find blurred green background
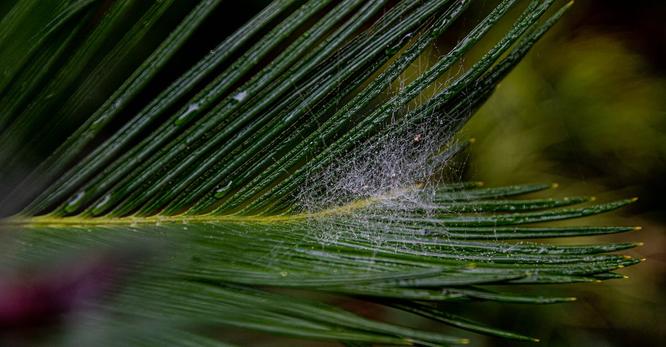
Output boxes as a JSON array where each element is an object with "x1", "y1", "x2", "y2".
[{"x1": 456, "y1": 1, "x2": 665, "y2": 346}]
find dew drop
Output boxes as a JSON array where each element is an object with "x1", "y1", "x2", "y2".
[
  {"x1": 174, "y1": 101, "x2": 202, "y2": 125},
  {"x1": 64, "y1": 191, "x2": 86, "y2": 213},
  {"x1": 214, "y1": 181, "x2": 233, "y2": 198},
  {"x1": 92, "y1": 194, "x2": 112, "y2": 215},
  {"x1": 232, "y1": 91, "x2": 248, "y2": 103}
]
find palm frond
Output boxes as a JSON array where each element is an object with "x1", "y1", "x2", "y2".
[{"x1": 0, "y1": 0, "x2": 640, "y2": 345}]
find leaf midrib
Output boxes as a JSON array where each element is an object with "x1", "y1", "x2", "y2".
[{"x1": 2, "y1": 196, "x2": 378, "y2": 227}]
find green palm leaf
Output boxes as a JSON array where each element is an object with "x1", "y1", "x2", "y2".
[{"x1": 0, "y1": 0, "x2": 640, "y2": 345}]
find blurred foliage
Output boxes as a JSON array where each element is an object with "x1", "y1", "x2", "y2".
[{"x1": 464, "y1": 33, "x2": 666, "y2": 205}]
